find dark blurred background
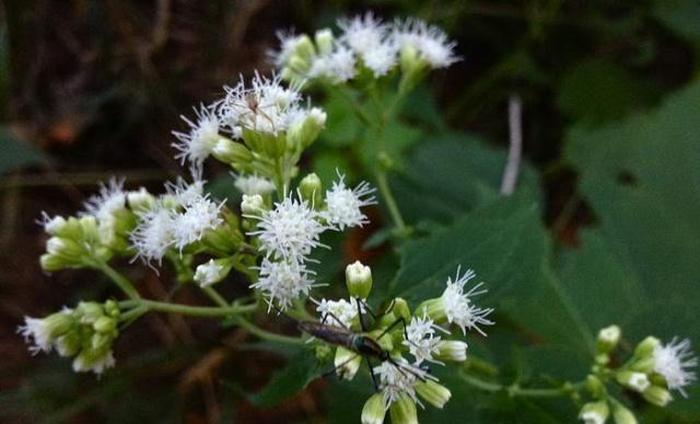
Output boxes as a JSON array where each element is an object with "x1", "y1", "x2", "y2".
[{"x1": 0, "y1": 0, "x2": 697, "y2": 422}]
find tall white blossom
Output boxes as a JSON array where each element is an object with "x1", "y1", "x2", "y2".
[
  {"x1": 323, "y1": 173, "x2": 376, "y2": 230},
  {"x1": 338, "y1": 13, "x2": 397, "y2": 77},
  {"x1": 654, "y1": 338, "x2": 697, "y2": 397},
  {"x1": 441, "y1": 267, "x2": 494, "y2": 336},
  {"x1": 130, "y1": 205, "x2": 174, "y2": 264},
  {"x1": 252, "y1": 258, "x2": 316, "y2": 311}
]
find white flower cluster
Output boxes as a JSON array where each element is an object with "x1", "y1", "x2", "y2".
[
  {"x1": 653, "y1": 337, "x2": 697, "y2": 397},
  {"x1": 272, "y1": 12, "x2": 459, "y2": 84},
  {"x1": 247, "y1": 174, "x2": 374, "y2": 310},
  {"x1": 439, "y1": 266, "x2": 495, "y2": 336}
]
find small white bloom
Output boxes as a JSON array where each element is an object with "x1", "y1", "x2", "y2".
[
  {"x1": 130, "y1": 205, "x2": 174, "y2": 264},
  {"x1": 72, "y1": 351, "x2": 115, "y2": 375},
  {"x1": 252, "y1": 258, "x2": 316, "y2": 311},
  {"x1": 338, "y1": 13, "x2": 387, "y2": 57},
  {"x1": 323, "y1": 173, "x2": 376, "y2": 230},
  {"x1": 172, "y1": 104, "x2": 221, "y2": 167},
  {"x1": 270, "y1": 30, "x2": 305, "y2": 67},
  {"x1": 171, "y1": 195, "x2": 223, "y2": 251},
  {"x1": 217, "y1": 72, "x2": 304, "y2": 136},
  {"x1": 17, "y1": 317, "x2": 53, "y2": 354},
  {"x1": 82, "y1": 178, "x2": 126, "y2": 222},
  {"x1": 404, "y1": 314, "x2": 447, "y2": 365},
  {"x1": 441, "y1": 266, "x2": 494, "y2": 336},
  {"x1": 309, "y1": 46, "x2": 356, "y2": 83},
  {"x1": 361, "y1": 40, "x2": 398, "y2": 77},
  {"x1": 580, "y1": 410, "x2": 606, "y2": 424},
  {"x1": 374, "y1": 358, "x2": 433, "y2": 407},
  {"x1": 194, "y1": 259, "x2": 224, "y2": 287},
  {"x1": 40, "y1": 213, "x2": 67, "y2": 235},
  {"x1": 166, "y1": 175, "x2": 206, "y2": 207},
  {"x1": 314, "y1": 297, "x2": 362, "y2": 328},
  {"x1": 234, "y1": 174, "x2": 276, "y2": 195},
  {"x1": 654, "y1": 337, "x2": 697, "y2": 397},
  {"x1": 248, "y1": 194, "x2": 328, "y2": 261},
  {"x1": 392, "y1": 19, "x2": 459, "y2": 68}
]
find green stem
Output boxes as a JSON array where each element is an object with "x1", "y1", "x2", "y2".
[
  {"x1": 95, "y1": 262, "x2": 141, "y2": 300},
  {"x1": 119, "y1": 299, "x2": 257, "y2": 318},
  {"x1": 460, "y1": 372, "x2": 585, "y2": 398},
  {"x1": 375, "y1": 169, "x2": 408, "y2": 236},
  {"x1": 232, "y1": 315, "x2": 305, "y2": 346},
  {"x1": 202, "y1": 286, "x2": 230, "y2": 308}
]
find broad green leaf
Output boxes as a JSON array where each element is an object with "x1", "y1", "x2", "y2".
[
  {"x1": 391, "y1": 132, "x2": 540, "y2": 224},
  {"x1": 653, "y1": 0, "x2": 700, "y2": 43},
  {"x1": 0, "y1": 126, "x2": 47, "y2": 174},
  {"x1": 564, "y1": 80, "x2": 700, "y2": 414}
]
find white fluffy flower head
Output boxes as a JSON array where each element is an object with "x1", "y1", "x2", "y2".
[
  {"x1": 441, "y1": 266, "x2": 494, "y2": 336},
  {"x1": 194, "y1": 259, "x2": 224, "y2": 287},
  {"x1": 323, "y1": 173, "x2": 376, "y2": 230},
  {"x1": 374, "y1": 359, "x2": 434, "y2": 407},
  {"x1": 72, "y1": 351, "x2": 115, "y2": 375},
  {"x1": 130, "y1": 205, "x2": 174, "y2": 264},
  {"x1": 314, "y1": 297, "x2": 363, "y2": 328},
  {"x1": 653, "y1": 337, "x2": 697, "y2": 397},
  {"x1": 309, "y1": 46, "x2": 357, "y2": 83},
  {"x1": 252, "y1": 258, "x2": 316, "y2": 311},
  {"x1": 404, "y1": 314, "x2": 447, "y2": 365},
  {"x1": 234, "y1": 174, "x2": 276, "y2": 195},
  {"x1": 172, "y1": 104, "x2": 221, "y2": 166},
  {"x1": 338, "y1": 13, "x2": 387, "y2": 56},
  {"x1": 171, "y1": 194, "x2": 223, "y2": 251},
  {"x1": 18, "y1": 317, "x2": 53, "y2": 354},
  {"x1": 392, "y1": 19, "x2": 459, "y2": 68},
  {"x1": 82, "y1": 178, "x2": 126, "y2": 222},
  {"x1": 218, "y1": 72, "x2": 304, "y2": 136},
  {"x1": 249, "y1": 194, "x2": 328, "y2": 261}
]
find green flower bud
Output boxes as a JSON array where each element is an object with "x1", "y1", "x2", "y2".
[
  {"x1": 579, "y1": 400, "x2": 609, "y2": 424},
  {"x1": 91, "y1": 332, "x2": 113, "y2": 350},
  {"x1": 597, "y1": 325, "x2": 621, "y2": 353},
  {"x1": 611, "y1": 401, "x2": 637, "y2": 424},
  {"x1": 314, "y1": 28, "x2": 334, "y2": 55},
  {"x1": 389, "y1": 395, "x2": 418, "y2": 424},
  {"x1": 435, "y1": 340, "x2": 468, "y2": 362},
  {"x1": 46, "y1": 237, "x2": 84, "y2": 261},
  {"x1": 292, "y1": 34, "x2": 315, "y2": 61},
  {"x1": 629, "y1": 356, "x2": 655, "y2": 374},
  {"x1": 586, "y1": 375, "x2": 606, "y2": 398},
  {"x1": 286, "y1": 108, "x2": 326, "y2": 152},
  {"x1": 634, "y1": 336, "x2": 661, "y2": 359},
  {"x1": 104, "y1": 300, "x2": 120, "y2": 318},
  {"x1": 416, "y1": 298, "x2": 447, "y2": 324},
  {"x1": 43, "y1": 215, "x2": 68, "y2": 236},
  {"x1": 616, "y1": 371, "x2": 650, "y2": 393},
  {"x1": 345, "y1": 261, "x2": 372, "y2": 299},
  {"x1": 93, "y1": 316, "x2": 117, "y2": 334},
  {"x1": 77, "y1": 302, "x2": 104, "y2": 324},
  {"x1": 44, "y1": 312, "x2": 74, "y2": 338},
  {"x1": 288, "y1": 54, "x2": 310, "y2": 74},
  {"x1": 72, "y1": 348, "x2": 115, "y2": 374},
  {"x1": 299, "y1": 173, "x2": 323, "y2": 208},
  {"x1": 391, "y1": 298, "x2": 411, "y2": 321},
  {"x1": 78, "y1": 216, "x2": 100, "y2": 239},
  {"x1": 361, "y1": 393, "x2": 387, "y2": 424},
  {"x1": 416, "y1": 380, "x2": 452, "y2": 408},
  {"x1": 40, "y1": 253, "x2": 64, "y2": 272},
  {"x1": 241, "y1": 194, "x2": 265, "y2": 216},
  {"x1": 194, "y1": 258, "x2": 234, "y2": 287},
  {"x1": 127, "y1": 188, "x2": 155, "y2": 212},
  {"x1": 334, "y1": 347, "x2": 362, "y2": 380},
  {"x1": 55, "y1": 330, "x2": 81, "y2": 357},
  {"x1": 212, "y1": 137, "x2": 253, "y2": 166},
  {"x1": 642, "y1": 385, "x2": 672, "y2": 407}
]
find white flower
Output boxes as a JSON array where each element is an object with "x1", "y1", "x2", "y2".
[
  {"x1": 323, "y1": 173, "x2": 376, "y2": 230},
  {"x1": 72, "y1": 351, "x2": 115, "y2": 375},
  {"x1": 374, "y1": 358, "x2": 434, "y2": 407},
  {"x1": 654, "y1": 337, "x2": 697, "y2": 397},
  {"x1": 166, "y1": 175, "x2": 206, "y2": 207},
  {"x1": 392, "y1": 19, "x2": 459, "y2": 68},
  {"x1": 194, "y1": 259, "x2": 224, "y2": 287},
  {"x1": 580, "y1": 410, "x2": 606, "y2": 424},
  {"x1": 234, "y1": 174, "x2": 276, "y2": 195},
  {"x1": 217, "y1": 72, "x2": 304, "y2": 136},
  {"x1": 82, "y1": 178, "x2": 126, "y2": 222},
  {"x1": 338, "y1": 13, "x2": 397, "y2": 77},
  {"x1": 441, "y1": 267, "x2": 494, "y2": 336},
  {"x1": 40, "y1": 213, "x2": 67, "y2": 235},
  {"x1": 18, "y1": 317, "x2": 53, "y2": 354},
  {"x1": 248, "y1": 194, "x2": 328, "y2": 261},
  {"x1": 313, "y1": 297, "x2": 362, "y2": 328},
  {"x1": 309, "y1": 46, "x2": 357, "y2": 83},
  {"x1": 130, "y1": 205, "x2": 174, "y2": 264},
  {"x1": 170, "y1": 195, "x2": 223, "y2": 251},
  {"x1": 403, "y1": 314, "x2": 447, "y2": 365},
  {"x1": 172, "y1": 104, "x2": 221, "y2": 167},
  {"x1": 270, "y1": 30, "x2": 305, "y2": 67},
  {"x1": 252, "y1": 258, "x2": 316, "y2": 311}
]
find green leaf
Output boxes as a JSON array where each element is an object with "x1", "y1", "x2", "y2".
[
  {"x1": 391, "y1": 132, "x2": 540, "y2": 224},
  {"x1": 564, "y1": 80, "x2": 700, "y2": 414},
  {"x1": 0, "y1": 126, "x2": 47, "y2": 174},
  {"x1": 653, "y1": 0, "x2": 700, "y2": 43},
  {"x1": 249, "y1": 349, "x2": 323, "y2": 408}
]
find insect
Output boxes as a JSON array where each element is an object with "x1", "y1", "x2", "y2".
[{"x1": 292, "y1": 299, "x2": 428, "y2": 390}]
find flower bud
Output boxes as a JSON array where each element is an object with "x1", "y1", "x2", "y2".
[
  {"x1": 345, "y1": 261, "x2": 372, "y2": 299},
  {"x1": 629, "y1": 356, "x2": 655, "y2": 374},
  {"x1": 579, "y1": 400, "x2": 609, "y2": 424},
  {"x1": 435, "y1": 340, "x2": 468, "y2": 362},
  {"x1": 634, "y1": 336, "x2": 660, "y2": 359},
  {"x1": 241, "y1": 194, "x2": 265, "y2": 216},
  {"x1": 585, "y1": 375, "x2": 606, "y2": 398},
  {"x1": 597, "y1": 325, "x2": 621, "y2": 353},
  {"x1": 77, "y1": 302, "x2": 104, "y2": 324},
  {"x1": 93, "y1": 316, "x2": 117, "y2": 334},
  {"x1": 44, "y1": 312, "x2": 74, "y2": 338},
  {"x1": 43, "y1": 215, "x2": 68, "y2": 236},
  {"x1": 40, "y1": 253, "x2": 64, "y2": 272},
  {"x1": 361, "y1": 393, "x2": 387, "y2": 424},
  {"x1": 55, "y1": 330, "x2": 81, "y2": 357},
  {"x1": 212, "y1": 137, "x2": 252, "y2": 166},
  {"x1": 127, "y1": 188, "x2": 155, "y2": 212},
  {"x1": 286, "y1": 108, "x2": 326, "y2": 152},
  {"x1": 642, "y1": 385, "x2": 672, "y2": 407},
  {"x1": 194, "y1": 258, "x2": 234, "y2": 287},
  {"x1": 616, "y1": 371, "x2": 650, "y2": 393},
  {"x1": 611, "y1": 401, "x2": 637, "y2": 424},
  {"x1": 416, "y1": 380, "x2": 451, "y2": 409},
  {"x1": 390, "y1": 297, "x2": 411, "y2": 321},
  {"x1": 314, "y1": 28, "x2": 334, "y2": 55},
  {"x1": 416, "y1": 298, "x2": 447, "y2": 324},
  {"x1": 292, "y1": 34, "x2": 316, "y2": 61},
  {"x1": 389, "y1": 395, "x2": 418, "y2": 424},
  {"x1": 335, "y1": 347, "x2": 362, "y2": 380},
  {"x1": 299, "y1": 173, "x2": 323, "y2": 208}
]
